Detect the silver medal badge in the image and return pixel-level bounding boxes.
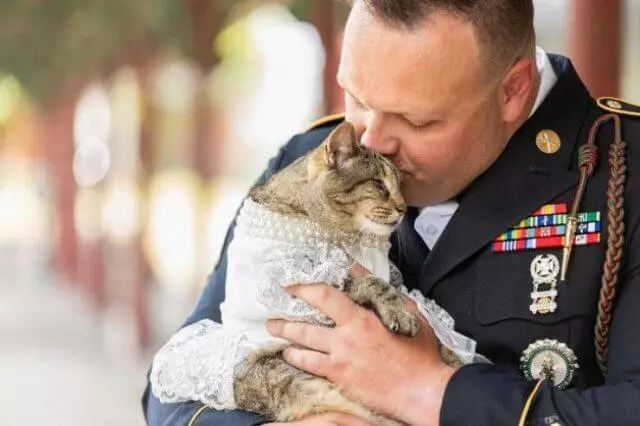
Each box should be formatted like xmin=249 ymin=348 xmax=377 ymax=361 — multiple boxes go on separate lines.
xmin=529 ymin=254 xmax=560 ymax=315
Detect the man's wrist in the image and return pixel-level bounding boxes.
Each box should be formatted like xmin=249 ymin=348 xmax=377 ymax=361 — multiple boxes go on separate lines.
xmin=401 ymin=364 xmax=457 ymax=426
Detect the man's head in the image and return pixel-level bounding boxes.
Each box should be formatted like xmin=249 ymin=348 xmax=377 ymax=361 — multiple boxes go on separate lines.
xmin=338 ymin=0 xmax=538 ymax=207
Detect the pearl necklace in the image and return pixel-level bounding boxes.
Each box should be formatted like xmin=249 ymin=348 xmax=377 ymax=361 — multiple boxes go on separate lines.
xmin=236 ymin=198 xmax=391 ymax=250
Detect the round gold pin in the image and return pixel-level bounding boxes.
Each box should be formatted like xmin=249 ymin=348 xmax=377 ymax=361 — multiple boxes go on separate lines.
xmin=536 ymin=130 xmax=561 ymax=155
xmin=606 ymin=99 xmax=622 ymax=110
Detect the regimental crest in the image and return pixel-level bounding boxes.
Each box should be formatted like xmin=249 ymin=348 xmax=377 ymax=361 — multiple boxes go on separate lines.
xmin=520 ymin=339 xmax=579 ymax=390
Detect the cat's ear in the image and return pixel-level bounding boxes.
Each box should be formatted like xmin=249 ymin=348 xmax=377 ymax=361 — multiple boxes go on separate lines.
xmin=324 ymin=121 xmax=359 ymax=169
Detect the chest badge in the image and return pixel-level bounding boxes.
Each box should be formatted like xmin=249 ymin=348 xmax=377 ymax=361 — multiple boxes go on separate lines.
xmin=529 ymin=254 xmax=560 ymax=315
xmin=520 ymin=339 xmax=579 ymax=389
xmin=536 ymin=130 xmax=562 ymax=154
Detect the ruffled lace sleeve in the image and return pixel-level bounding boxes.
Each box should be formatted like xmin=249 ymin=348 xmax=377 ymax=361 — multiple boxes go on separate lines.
xmin=149 ymin=320 xmax=253 ymax=410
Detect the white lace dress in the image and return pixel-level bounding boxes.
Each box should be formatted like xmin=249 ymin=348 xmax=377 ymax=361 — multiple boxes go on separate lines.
xmin=150 ymin=199 xmax=485 ymax=411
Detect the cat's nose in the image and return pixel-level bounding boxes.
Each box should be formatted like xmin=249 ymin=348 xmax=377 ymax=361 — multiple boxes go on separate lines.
xmin=396 ymin=202 xmax=407 ymax=214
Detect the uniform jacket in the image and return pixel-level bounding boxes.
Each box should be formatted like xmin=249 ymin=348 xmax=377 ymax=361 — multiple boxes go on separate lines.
xmin=142 ymin=54 xmax=640 ymax=425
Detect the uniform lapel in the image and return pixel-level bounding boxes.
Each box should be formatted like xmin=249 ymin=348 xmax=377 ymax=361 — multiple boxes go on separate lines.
xmin=419 ymin=55 xmax=595 ymax=295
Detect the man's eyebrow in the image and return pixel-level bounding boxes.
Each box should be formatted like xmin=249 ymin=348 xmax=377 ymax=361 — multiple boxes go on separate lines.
xmin=337 ymin=77 xmax=369 ymax=107
xmin=339 ymin=78 xmax=436 ymax=123
xmin=343 ymin=86 xmax=366 ymax=107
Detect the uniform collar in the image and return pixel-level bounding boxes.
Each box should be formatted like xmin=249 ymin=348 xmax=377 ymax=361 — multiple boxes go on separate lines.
xmin=530 ymin=47 xmax=558 ymax=117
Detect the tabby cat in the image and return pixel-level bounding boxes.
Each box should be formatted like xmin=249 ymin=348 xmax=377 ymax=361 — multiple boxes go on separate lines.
xmin=233 ymin=121 xmax=416 ymax=426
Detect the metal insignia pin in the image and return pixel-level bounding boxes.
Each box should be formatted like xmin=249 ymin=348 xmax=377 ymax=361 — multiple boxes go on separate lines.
xmin=520 ymin=339 xmax=579 ymax=389
xmin=529 ymin=254 xmax=560 ymax=315
xmin=535 ymin=130 xmax=562 ymax=154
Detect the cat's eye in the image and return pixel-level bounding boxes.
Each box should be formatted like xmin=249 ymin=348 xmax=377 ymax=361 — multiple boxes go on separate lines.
xmin=372 ymin=179 xmax=388 ymax=196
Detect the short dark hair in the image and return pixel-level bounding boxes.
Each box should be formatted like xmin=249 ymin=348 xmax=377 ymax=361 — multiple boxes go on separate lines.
xmin=349 ymin=0 xmax=535 ymax=77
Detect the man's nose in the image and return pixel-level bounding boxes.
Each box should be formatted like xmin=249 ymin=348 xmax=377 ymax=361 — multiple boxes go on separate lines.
xmin=352 ymin=113 xmax=398 ymax=155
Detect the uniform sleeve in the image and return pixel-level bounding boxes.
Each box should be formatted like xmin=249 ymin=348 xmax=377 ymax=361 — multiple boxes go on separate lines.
xmin=441 ymin=255 xmax=640 ymax=426
xmin=142 ymin=129 xmax=330 ymax=426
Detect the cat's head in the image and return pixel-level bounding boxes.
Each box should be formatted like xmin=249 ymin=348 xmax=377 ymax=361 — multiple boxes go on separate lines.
xmin=305 ymin=121 xmax=406 ymax=236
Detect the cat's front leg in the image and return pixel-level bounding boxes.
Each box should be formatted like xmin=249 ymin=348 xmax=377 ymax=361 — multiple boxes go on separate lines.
xmin=343 ymin=276 xmax=419 ymax=337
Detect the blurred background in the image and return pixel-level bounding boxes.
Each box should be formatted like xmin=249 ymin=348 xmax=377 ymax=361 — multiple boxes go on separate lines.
xmin=0 ymin=0 xmax=638 ymax=425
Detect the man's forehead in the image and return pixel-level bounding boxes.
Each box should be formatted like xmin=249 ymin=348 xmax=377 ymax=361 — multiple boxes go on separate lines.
xmin=339 ymin=11 xmax=482 ymax=115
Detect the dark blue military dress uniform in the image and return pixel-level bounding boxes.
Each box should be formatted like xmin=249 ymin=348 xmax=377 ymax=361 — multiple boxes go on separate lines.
xmin=142 ymin=54 xmax=640 ymax=425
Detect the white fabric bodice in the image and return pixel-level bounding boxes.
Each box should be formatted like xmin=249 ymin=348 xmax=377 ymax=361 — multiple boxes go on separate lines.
xmin=221 ymin=199 xmax=396 ymax=343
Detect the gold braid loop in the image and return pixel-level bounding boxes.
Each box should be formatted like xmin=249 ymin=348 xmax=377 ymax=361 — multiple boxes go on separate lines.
xmin=593 ymin=114 xmax=627 ymax=374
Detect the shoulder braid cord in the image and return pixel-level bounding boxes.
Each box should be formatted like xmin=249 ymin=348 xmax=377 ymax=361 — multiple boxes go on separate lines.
xmin=569 ymin=113 xmax=626 ymax=375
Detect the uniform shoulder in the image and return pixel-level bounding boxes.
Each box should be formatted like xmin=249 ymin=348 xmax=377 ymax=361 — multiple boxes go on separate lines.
xmin=596 ymin=96 xmax=640 ymax=118
xmin=304 ymin=113 xmax=345 ymax=132
xmin=276 ymin=114 xmax=345 ymax=165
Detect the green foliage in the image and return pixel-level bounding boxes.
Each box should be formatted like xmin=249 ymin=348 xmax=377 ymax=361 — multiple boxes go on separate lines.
xmin=0 ymin=0 xmax=190 ymax=103
xmin=287 ymin=0 xmax=312 ymax=22
xmin=0 ymin=0 xmax=333 ymax=103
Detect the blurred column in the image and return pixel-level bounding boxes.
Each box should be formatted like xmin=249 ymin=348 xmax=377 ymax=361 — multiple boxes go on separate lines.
xmin=73 ymin=83 xmax=112 ymax=308
xmin=43 ymin=89 xmax=79 ymax=282
xmin=105 ymin=64 xmax=151 ymax=354
xmin=75 ymin=188 xmax=105 ymax=308
xmin=312 ymin=2 xmax=343 ymax=114
xmin=186 ymin=0 xmax=221 ymax=177
xmin=134 ymin=58 xmax=157 ymax=351
xmin=187 ymin=0 xmax=224 ymax=296
xmin=569 ymin=0 xmax=622 ymax=97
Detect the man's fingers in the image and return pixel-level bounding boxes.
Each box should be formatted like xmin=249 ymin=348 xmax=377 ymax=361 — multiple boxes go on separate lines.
xmin=402 ymin=294 xmax=420 ymax=315
xmin=282 ymin=346 xmax=330 ymax=378
xmin=285 ymin=283 xmax=361 ymax=325
xmin=266 ymin=319 xmax=333 ymax=353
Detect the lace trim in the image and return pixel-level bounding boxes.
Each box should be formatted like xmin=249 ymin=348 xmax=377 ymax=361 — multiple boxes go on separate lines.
xmin=256 ymin=242 xmax=351 ymax=326
xmin=401 ymin=287 xmax=484 ymax=364
xmin=150 ymin=320 xmax=253 ymax=410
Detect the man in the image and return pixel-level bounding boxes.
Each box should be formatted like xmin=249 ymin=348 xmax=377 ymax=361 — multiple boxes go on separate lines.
xmin=143 ymin=0 xmax=640 ymax=424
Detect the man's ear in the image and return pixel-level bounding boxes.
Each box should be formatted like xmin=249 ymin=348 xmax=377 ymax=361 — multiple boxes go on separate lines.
xmin=324 ymin=121 xmax=359 ymax=169
xmin=500 ymin=58 xmax=537 ymax=124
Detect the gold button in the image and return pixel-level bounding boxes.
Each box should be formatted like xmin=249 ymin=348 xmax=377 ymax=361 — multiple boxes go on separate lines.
xmin=535 ymin=130 xmax=561 ymax=155
xmin=606 ymin=99 xmax=622 ymax=109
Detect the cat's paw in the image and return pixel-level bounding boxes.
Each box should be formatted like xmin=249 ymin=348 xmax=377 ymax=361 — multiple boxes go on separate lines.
xmin=375 ymin=299 xmax=419 ymax=337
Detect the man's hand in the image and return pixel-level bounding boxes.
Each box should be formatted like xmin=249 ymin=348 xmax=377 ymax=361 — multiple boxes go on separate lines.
xmin=265 ymin=412 xmax=376 ymax=426
xmin=265 ymin=282 xmax=456 ymax=426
